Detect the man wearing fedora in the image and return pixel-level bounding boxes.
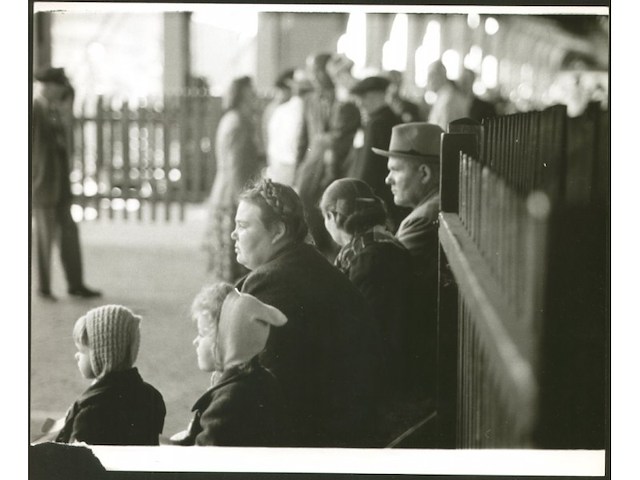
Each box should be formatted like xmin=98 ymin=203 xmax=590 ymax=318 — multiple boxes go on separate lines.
xmin=373 ymin=122 xmax=444 ymax=397
xmin=347 ymin=75 xmax=409 ymax=230
xmin=32 ymin=66 xmax=101 ymax=300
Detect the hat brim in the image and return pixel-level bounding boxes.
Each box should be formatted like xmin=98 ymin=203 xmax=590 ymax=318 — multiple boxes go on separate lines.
xmin=371 ymin=147 xmax=439 ymax=162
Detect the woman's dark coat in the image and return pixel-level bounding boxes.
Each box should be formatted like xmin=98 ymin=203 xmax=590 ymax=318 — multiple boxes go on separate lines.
xmin=56 ymin=368 xmax=166 ymax=446
xmin=236 ymin=242 xmax=381 ymax=447
xmin=335 ymin=227 xmax=413 ymax=394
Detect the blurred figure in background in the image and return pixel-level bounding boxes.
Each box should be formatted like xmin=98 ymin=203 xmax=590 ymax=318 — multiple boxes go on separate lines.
xmin=32 ymin=66 xmax=101 ymax=300
xmin=294 ymin=52 xmax=361 ymax=255
xmin=262 ymin=68 xmax=295 ymax=154
xmin=202 ymin=76 xmax=264 ymax=282
xmin=458 ymin=68 xmax=497 ymax=122
xmin=265 ymin=69 xmax=312 ymax=186
xmin=386 ymin=69 xmax=423 ymax=123
xmin=425 ymin=60 xmax=470 ymax=130
xmin=347 ymin=76 xmax=408 ymax=231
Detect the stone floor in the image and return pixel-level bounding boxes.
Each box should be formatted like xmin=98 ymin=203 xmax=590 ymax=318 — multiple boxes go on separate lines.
xmin=29 ymin=204 xmax=218 ymax=442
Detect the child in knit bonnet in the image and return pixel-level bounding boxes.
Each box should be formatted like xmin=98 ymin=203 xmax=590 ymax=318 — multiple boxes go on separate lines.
xmin=54 ymin=305 xmax=166 ymax=445
xmin=170 ymin=282 xmax=290 ymax=446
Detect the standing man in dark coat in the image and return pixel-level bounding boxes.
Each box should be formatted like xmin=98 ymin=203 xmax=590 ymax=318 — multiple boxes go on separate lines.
xmin=32 ymin=67 xmax=101 ymax=300
xmin=348 ymin=76 xmax=409 ymax=231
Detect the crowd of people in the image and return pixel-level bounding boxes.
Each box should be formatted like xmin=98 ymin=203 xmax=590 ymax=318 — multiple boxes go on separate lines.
xmin=32 ymin=52 xmax=498 ymax=449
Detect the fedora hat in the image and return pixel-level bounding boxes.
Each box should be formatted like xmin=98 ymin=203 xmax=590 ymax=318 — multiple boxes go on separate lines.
xmin=372 ymin=122 xmax=444 ymax=161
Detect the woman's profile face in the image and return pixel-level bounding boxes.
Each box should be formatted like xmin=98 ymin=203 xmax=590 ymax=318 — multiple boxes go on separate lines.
xmin=231 ymin=200 xmax=279 ymax=270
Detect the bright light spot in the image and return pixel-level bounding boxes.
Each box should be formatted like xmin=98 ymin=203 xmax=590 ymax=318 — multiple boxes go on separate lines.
xmin=382 ymin=14 xmax=408 ymax=72
xmin=485 ymin=17 xmax=500 ymax=35
xmin=464 ymin=45 xmax=483 ymax=71
xmin=442 ymin=49 xmax=461 ymax=80
xmin=126 ymin=199 xmax=141 ymax=212
xmin=415 ymin=20 xmax=441 ymax=87
xmin=84 ymin=207 xmax=98 ymax=221
xmin=473 ymin=82 xmax=487 ymax=96
xmin=467 ymin=13 xmax=480 ymax=29
xmin=517 ymin=83 xmax=533 ymax=100
xmin=71 ymin=183 xmax=83 ymax=196
xmin=111 ymin=198 xmax=126 ymax=211
xmin=100 ymin=198 xmax=111 ymax=209
xmin=424 ymin=91 xmax=438 ymax=105
xmin=71 ymin=204 xmax=84 ymax=222
xmin=481 ymin=55 xmax=498 ymax=89
xmin=140 ymin=182 xmax=153 ymax=198
xmin=168 ymin=168 xmax=182 ymax=182
xmin=111 ymin=187 xmax=122 ymax=197
xmin=153 ymin=169 xmax=165 ymax=180
xmin=70 ymin=170 xmax=82 ymax=183
xmin=83 ymin=178 xmax=98 ymax=197
xmin=337 ymin=12 xmax=367 ymax=71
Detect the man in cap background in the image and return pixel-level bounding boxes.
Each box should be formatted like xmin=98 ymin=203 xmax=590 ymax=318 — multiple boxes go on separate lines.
xmin=374 ymin=122 xmax=444 ymax=398
xmin=32 ymin=66 xmax=101 ymax=300
xmin=294 ymin=53 xmax=360 ymax=255
xmin=347 ymin=75 xmax=408 ymax=231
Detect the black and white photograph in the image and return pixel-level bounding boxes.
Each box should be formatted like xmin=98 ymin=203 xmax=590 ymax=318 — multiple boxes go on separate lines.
xmin=20 ymin=0 xmax=617 ymax=478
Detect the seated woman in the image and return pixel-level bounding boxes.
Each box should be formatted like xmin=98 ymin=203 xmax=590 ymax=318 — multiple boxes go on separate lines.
xmin=233 ymin=178 xmax=381 ymax=448
xmin=320 ymin=178 xmax=413 ymax=395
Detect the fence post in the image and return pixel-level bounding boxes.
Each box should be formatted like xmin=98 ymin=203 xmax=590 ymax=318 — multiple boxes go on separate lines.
xmin=437 ymin=124 xmax=479 ymax=448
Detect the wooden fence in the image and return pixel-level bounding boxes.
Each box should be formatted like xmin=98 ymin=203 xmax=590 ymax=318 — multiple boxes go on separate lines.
xmin=436 ymin=104 xmax=608 ymax=448
xmin=68 ymin=93 xmax=224 ymax=222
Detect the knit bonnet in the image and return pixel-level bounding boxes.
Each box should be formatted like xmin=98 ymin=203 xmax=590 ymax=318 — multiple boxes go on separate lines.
xmin=215 ymin=290 xmax=287 ymax=369
xmin=81 ymin=305 xmax=141 ymax=378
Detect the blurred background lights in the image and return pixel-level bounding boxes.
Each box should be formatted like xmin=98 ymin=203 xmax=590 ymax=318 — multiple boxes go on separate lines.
xmin=481 ymin=55 xmax=498 ymax=89
xmin=83 ymin=178 xmax=98 ymax=197
xmin=71 ymin=204 xmax=84 ymax=223
xmin=464 ymin=45 xmax=483 ymax=71
xmin=485 ymin=17 xmax=500 ymax=36
xmin=337 ymin=12 xmax=366 ymax=72
xmin=442 ymin=49 xmax=461 ymax=80
xmin=467 ymin=13 xmax=481 ymax=29
xmin=415 ymin=20 xmax=441 ymax=87
xmin=382 ymin=14 xmax=408 ymax=72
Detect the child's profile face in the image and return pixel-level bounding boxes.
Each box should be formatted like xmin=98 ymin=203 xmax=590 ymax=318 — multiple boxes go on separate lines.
xmin=74 ymin=343 xmax=95 ymax=379
xmin=193 ymin=312 xmax=218 ymax=372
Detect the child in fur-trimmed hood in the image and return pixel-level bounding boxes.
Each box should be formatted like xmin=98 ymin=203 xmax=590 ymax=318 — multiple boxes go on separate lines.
xmin=171 ymin=283 xmax=290 ymax=446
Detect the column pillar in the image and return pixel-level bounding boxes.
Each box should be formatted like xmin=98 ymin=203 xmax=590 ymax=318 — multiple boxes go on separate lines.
xmin=163 ymin=12 xmax=191 ymax=95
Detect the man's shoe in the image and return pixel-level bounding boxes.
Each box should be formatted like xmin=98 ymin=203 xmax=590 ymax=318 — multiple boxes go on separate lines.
xmin=37 ymin=290 xmax=58 ymax=302
xmin=68 ymin=286 xmax=102 ymax=298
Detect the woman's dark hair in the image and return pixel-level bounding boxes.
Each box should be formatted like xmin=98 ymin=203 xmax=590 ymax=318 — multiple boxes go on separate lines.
xmin=224 ymin=76 xmax=253 ymax=111
xmin=239 ymin=179 xmax=309 ymax=244
xmin=320 ymin=178 xmax=389 ymax=235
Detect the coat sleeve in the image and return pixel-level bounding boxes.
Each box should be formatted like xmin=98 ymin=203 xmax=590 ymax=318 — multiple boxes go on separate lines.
xmin=66 ymin=404 xmax=117 ymax=445
xmin=194 ymin=383 xmax=256 ymax=446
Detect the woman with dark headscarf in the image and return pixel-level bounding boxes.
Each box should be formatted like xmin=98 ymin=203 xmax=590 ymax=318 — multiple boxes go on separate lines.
xmin=203 ymin=76 xmax=264 ymax=282
xmin=320 ymin=178 xmax=412 ymax=394
xmin=233 ymin=179 xmax=381 ymax=447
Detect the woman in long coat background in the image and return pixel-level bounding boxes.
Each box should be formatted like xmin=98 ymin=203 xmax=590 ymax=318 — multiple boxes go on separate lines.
xmin=202 ymin=76 xmax=264 ymax=282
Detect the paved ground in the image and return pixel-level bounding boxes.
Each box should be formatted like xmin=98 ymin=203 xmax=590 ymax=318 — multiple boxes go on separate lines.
xmin=29 ymin=205 xmax=218 ymax=442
